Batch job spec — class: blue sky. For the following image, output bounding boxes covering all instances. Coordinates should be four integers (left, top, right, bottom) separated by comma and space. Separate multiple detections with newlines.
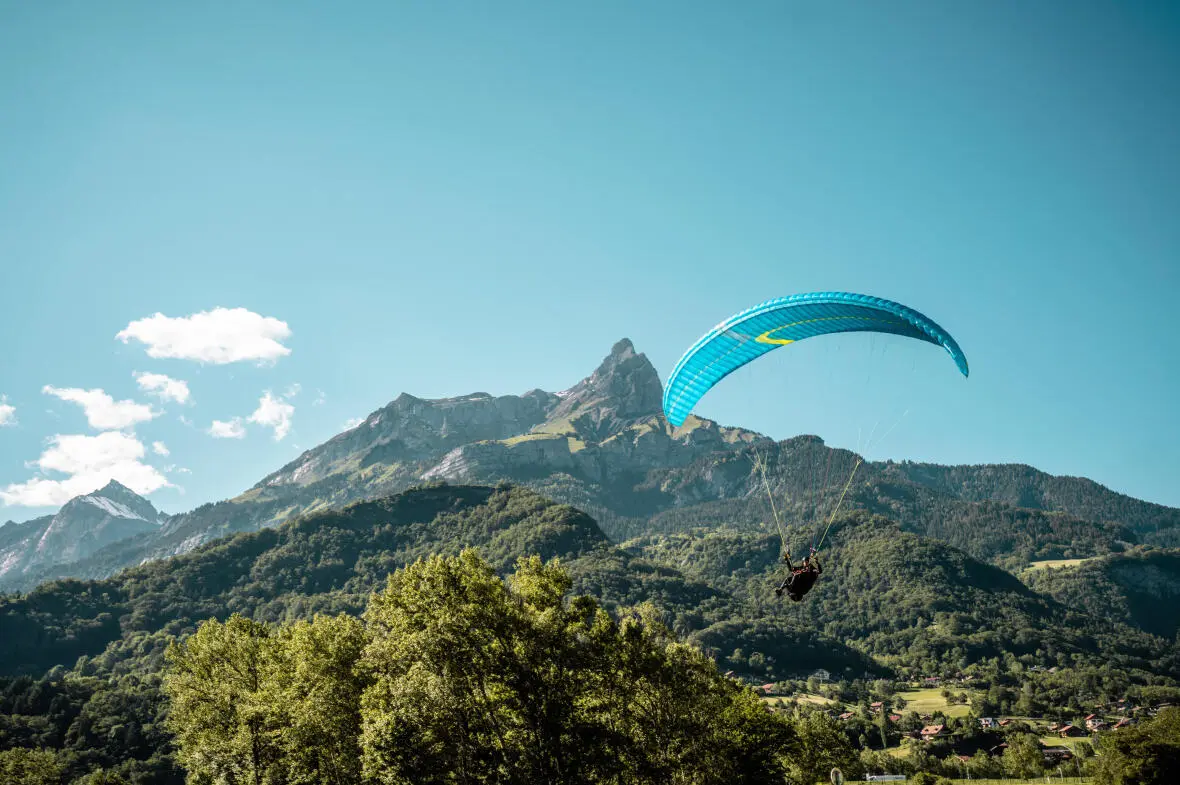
1, 1, 1178, 522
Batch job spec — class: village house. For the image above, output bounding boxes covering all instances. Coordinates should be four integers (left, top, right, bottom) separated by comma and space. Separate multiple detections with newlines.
838, 712, 855, 721
1042, 746, 1074, 764
1113, 718, 1133, 729
870, 701, 884, 713
1084, 714, 1107, 731
1058, 725, 1087, 738
920, 724, 947, 740
811, 668, 831, 682
888, 714, 902, 723
978, 717, 997, 729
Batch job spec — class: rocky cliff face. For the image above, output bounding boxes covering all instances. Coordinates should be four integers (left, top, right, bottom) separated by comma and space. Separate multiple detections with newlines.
0, 481, 163, 583
417, 339, 765, 485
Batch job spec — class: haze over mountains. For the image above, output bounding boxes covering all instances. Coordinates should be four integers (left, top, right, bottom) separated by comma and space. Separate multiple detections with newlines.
2, 337, 1178, 608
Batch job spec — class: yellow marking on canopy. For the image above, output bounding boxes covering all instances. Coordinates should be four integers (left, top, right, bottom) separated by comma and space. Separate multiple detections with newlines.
754, 315, 908, 346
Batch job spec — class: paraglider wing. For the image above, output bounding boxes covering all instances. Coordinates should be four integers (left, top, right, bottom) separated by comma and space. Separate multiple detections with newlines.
661, 291, 968, 427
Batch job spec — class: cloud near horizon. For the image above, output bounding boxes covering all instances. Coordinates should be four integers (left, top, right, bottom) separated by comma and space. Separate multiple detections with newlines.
116, 307, 292, 364
0, 432, 170, 507
42, 386, 156, 430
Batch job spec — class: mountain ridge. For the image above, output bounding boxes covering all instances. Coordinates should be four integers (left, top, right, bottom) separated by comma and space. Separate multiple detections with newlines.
2, 337, 1177, 594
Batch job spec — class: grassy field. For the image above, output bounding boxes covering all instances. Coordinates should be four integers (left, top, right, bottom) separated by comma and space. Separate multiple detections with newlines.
1040, 735, 1093, 753
1025, 557, 1099, 571
895, 687, 973, 718
760, 692, 835, 709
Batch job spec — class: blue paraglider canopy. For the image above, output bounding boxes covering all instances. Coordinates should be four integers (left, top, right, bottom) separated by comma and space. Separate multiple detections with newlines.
662, 291, 968, 427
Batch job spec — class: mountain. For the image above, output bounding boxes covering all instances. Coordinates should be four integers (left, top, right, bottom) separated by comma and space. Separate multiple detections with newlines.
1023, 548, 1180, 639
7, 484, 1176, 693
0, 483, 872, 682
25, 483, 1174, 785
4, 337, 1178, 595
888, 462, 1180, 545
0, 339, 766, 590
0, 480, 163, 585
621, 512, 1179, 679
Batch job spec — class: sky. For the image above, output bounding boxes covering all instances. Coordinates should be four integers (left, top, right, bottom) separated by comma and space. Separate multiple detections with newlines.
1, 1, 1178, 523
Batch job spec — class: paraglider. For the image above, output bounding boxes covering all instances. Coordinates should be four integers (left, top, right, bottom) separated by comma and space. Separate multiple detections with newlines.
662, 291, 968, 601
776, 547, 822, 601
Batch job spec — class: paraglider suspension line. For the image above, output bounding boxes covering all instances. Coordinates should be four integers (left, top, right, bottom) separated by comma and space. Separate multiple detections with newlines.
754, 452, 790, 557
815, 458, 862, 553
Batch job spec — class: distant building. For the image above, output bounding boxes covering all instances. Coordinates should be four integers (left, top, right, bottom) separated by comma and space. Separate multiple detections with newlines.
1042, 746, 1074, 764
870, 701, 884, 713
839, 712, 855, 721
1058, 725, 1087, 738
979, 717, 997, 729
811, 668, 831, 682
920, 724, 947, 740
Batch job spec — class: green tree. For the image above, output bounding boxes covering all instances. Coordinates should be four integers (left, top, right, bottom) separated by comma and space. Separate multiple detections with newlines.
0, 748, 65, 785
71, 770, 130, 784
358, 549, 795, 784
163, 614, 281, 785
1094, 707, 1180, 785
782, 710, 859, 785
1002, 731, 1045, 778
269, 614, 369, 785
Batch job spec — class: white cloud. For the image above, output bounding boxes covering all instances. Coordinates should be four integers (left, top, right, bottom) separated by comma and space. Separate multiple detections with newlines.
0, 432, 170, 507
42, 386, 157, 430
313, 390, 327, 406
0, 396, 15, 427
249, 391, 295, 441
134, 371, 191, 404
284, 383, 302, 398
152, 441, 170, 456
116, 307, 292, 364
209, 418, 246, 439
343, 417, 364, 430
178, 415, 194, 427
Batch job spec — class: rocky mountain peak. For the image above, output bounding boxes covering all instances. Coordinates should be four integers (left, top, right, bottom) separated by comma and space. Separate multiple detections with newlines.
66, 480, 162, 523
546, 338, 665, 439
